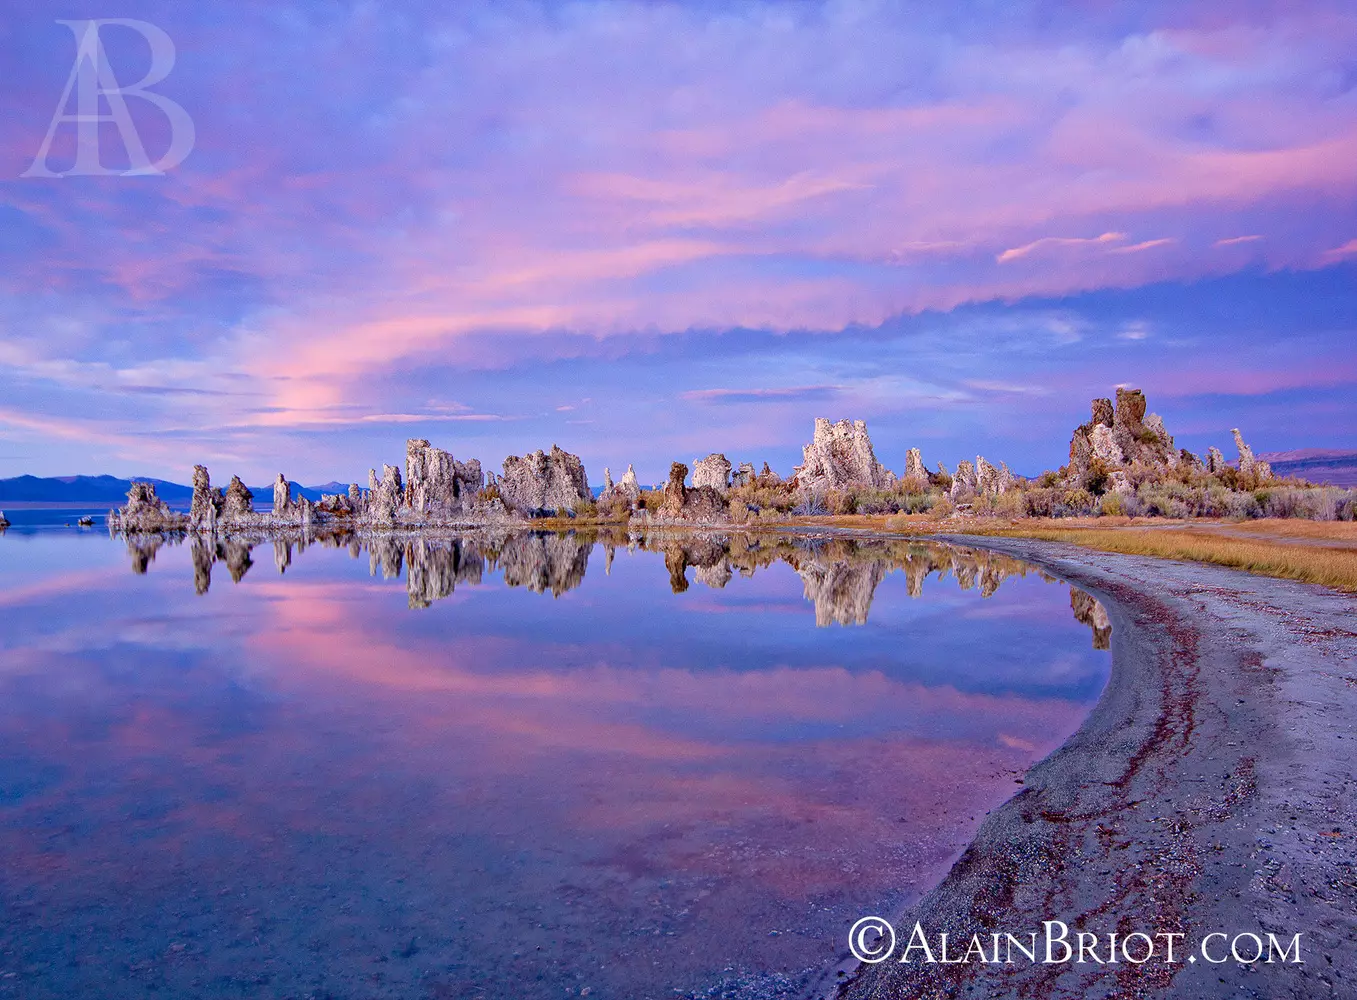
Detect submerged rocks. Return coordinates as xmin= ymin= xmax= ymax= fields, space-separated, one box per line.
xmin=794 ymin=418 xmax=895 ymax=493
xmin=499 ymin=445 xmax=590 ymax=515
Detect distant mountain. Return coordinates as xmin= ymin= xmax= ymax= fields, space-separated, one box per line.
xmin=1260 ymin=450 xmax=1357 ymax=488
xmin=0 ymin=475 xmax=332 ymax=503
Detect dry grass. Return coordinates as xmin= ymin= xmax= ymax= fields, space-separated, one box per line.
xmin=980 ymin=524 xmax=1357 ymax=593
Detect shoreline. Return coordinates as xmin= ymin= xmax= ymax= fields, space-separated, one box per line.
xmin=807 ymin=533 xmax=1356 ymax=999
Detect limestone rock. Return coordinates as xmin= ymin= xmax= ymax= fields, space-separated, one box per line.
xmin=406 ymin=438 xmax=483 ymax=514
xmin=657 ymin=462 xmax=728 ymax=522
xmin=731 ymin=462 xmax=757 ymax=488
xmin=793 ymin=418 xmax=895 ymax=493
xmin=1232 ymin=428 xmax=1271 ymax=479
xmin=110 ymin=480 xmax=185 ymax=532
xmin=904 ymin=448 xmax=926 ymax=482
xmin=272 ymin=474 xmax=292 ymax=514
xmin=950 ymin=460 xmax=978 ymax=499
xmin=188 ymin=465 xmax=222 ymax=532
xmin=221 ymin=476 xmax=254 ymax=522
xmin=369 ymin=464 xmax=404 ymax=525
xmin=499 ymin=445 xmax=591 ymax=515
xmin=1206 ymin=446 xmax=1226 ymax=474
xmin=1066 ymin=387 xmax=1181 ymax=484
xmin=599 ymin=463 xmax=641 ymax=510
xmin=975 ymin=456 xmax=1011 ymax=495
xmin=760 ymin=461 xmax=782 ymax=484
xmin=692 ymin=453 xmax=732 ymax=492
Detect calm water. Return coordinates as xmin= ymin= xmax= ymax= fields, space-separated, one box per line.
xmin=0 ymin=523 xmax=1110 ymax=1000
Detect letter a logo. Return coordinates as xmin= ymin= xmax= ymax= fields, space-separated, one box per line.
xmin=23 ymin=20 xmax=195 ymax=178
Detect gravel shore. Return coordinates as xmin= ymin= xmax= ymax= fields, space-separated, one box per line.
xmin=827 ymin=535 xmax=1357 ymax=1000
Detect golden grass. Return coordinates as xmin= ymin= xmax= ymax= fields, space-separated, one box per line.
xmin=979 ymin=525 xmax=1357 ymax=593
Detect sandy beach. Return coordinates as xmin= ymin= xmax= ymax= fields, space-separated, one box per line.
xmin=824 ymin=535 xmax=1357 ymax=1000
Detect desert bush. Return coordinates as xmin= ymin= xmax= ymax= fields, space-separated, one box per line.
xmin=791 ymin=491 xmax=829 ymax=516
xmin=930 ymin=468 xmax=954 ymax=490
xmin=1099 ymin=492 xmax=1126 ymax=517
xmin=1082 ymin=458 xmax=1112 ymax=496
xmin=931 ymin=494 xmax=956 ymax=518
xmin=991 ymin=490 xmax=1027 ymax=519
xmin=899 ymin=474 xmax=930 ymax=495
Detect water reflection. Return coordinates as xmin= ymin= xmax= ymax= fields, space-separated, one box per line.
xmin=1 ymin=528 xmax=1112 ymax=1000
xmin=120 ymin=528 xmax=1111 ymax=645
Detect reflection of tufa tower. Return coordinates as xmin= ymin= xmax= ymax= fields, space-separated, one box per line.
xmin=1069 ymin=588 xmax=1113 ymax=650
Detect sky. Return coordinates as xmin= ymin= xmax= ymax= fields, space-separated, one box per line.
xmin=1 ymin=0 xmax=1355 ymax=485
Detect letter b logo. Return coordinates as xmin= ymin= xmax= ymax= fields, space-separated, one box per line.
xmin=24 ymin=20 xmax=195 ymax=178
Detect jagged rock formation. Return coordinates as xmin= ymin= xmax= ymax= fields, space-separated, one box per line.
xmin=904 ymin=448 xmax=927 ymax=482
xmin=189 ymin=465 xmax=222 ymax=531
xmin=975 ymin=456 xmax=1012 ymax=495
xmin=406 ymin=438 xmax=483 ymax=514
xmin=1232 ymin=428 xmax=1272 ymax=479
xmin=273 ymin=475 xmax=292 ymax=514
xmin=656 ymin=462 xmax=728 ymax=522
xmin=1206 ymin=446 xmax=1226 ymax=474
xmin=107 ymin=481 xmax=185 ymax=531
xmin=692 ymin=453 xmax=733 ymax=492
xmin=732 ymin=462 xmax=757 ymax=488
xmin=950 ymin=460 xmax=977 ymax=498
xmin=599 ymin=463 xmax=641 ymax=510
xmin=759 ymin=462 xmax=782 ymax=484
xmin=1066 ymin=387 xmax=1186 ymax=487
xmin=793 ymin=418 xmax=895 ymax=493
xmin=222 ymin=476 xmax=254 ymax=520
xmin=368 ymin=464 xmax=404 ymax=525
xmin=499 ymin=445 xmax=590 ymax=515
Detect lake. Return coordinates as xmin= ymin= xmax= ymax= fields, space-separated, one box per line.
xmin=0 ymin=522 xmax=1110 ymax=999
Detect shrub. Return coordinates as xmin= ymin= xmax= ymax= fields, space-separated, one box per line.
xmin=931 ymin=494 xmax=956 ymax=518
xmin=1100 ymin=492 xmax=1125 ymax=517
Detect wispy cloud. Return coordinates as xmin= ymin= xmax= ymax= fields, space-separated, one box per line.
xmin=681 ymin=386 xmax=844 ymax=404
xmin=996 ymin=233 xmax=1126 ymax=264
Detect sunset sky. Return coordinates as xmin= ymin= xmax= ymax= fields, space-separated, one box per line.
xmin=3 ymin=0 xmax=1355 ymax=485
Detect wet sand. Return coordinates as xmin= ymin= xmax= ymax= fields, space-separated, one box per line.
xmin=824 ymin=535 xmax=1357 ymax=1000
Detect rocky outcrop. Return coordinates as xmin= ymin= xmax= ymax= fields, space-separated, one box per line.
xmin=406 ymin=438 xmax=483 ymax=514
xmin=950 ymin=460 xmax=977 ymax=498
xmin=975 ymin=456 xmax=1012 ymax=495
xmin=656 ymin=462 xmax=728 ymax=522
xmin=691 ymin=453 xmax=732 ymax=492
xmin=904 ymin=448 xmax=927 ymax=482
xmin=1206 ymin=446 xmax=1226 ymax=474
xmin=108 ymin=480 xmax=186 ymax=531
xmin=188 ymin=464 xmax=222 ymax=532
xmin=368 ymin=464 xmax=404 ymax=525
xmin=731 ymin=462 xmax=757 ymax=488
xmin=599 ymin=463 xmax=641 ymax=510
xmin=272 ymin=475 xmax=292 ymax=514
xmin=222 ymin=476 xmax=254 ymax=521
xmin=1066 ymin=387 xmax=1185 ymax=487
xmin=793 ymin=418 xmax=895 ymax=493
xmin=1232 ymin=428 xmax=1272 ymax=479
xmin=499 ymin=445 xmax=590 ymax=515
